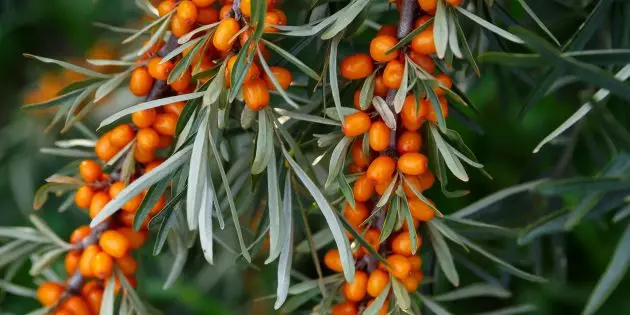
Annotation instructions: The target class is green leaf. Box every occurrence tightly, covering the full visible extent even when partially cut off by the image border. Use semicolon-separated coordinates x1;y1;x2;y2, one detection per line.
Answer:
400;196;419;255
252;110;274;174
29;215;72;249
433;283;511;302
392;278;411;311
419;294;452;315
203;58;228;106
475;305;537;315
425;82;447;133
428;221;460;287
537;177;630;195
91;146;192;227
250;0;267;39
325;136;352;189
134;178;169;231
321;0;370;39
199;176;214;263
65;85;98;129
337;174;356;210
163;232;188;289
376;173;399;208
329;35;346;126
29;247;67;276
434;0;449;59
23;54;110;78
584;222;630;314
32;182;77;210
266;150;283;264
339;215;389;267
513;27;630;102
151;187;186;255
480;50;630;67
0;280;36;298
515;0;560;46
454;6;523;44
274;108;341;126
359;71;375;111
115;268;149;314
387;17;435;54
372;96;396;130
168;36;207;84
177;22;218;45
281;146;355;282
257;47;299;109
430;125;468;182
94;68;132;102
0;227;47;243
262;39;321;81
187;112;209;230
394;58;409;113
274;172;294;309
451;179;547;218
22;89;82;110
364;281;391;315
380;197;399;243
100;275;116;315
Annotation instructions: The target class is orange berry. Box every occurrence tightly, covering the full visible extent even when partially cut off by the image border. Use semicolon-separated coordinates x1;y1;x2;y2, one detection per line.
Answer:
79;245;100;277
377;24;397;37
397;152;429;175
91;252;114;279
80;281;102;297
366;299;388;315
89;191;110;219
177;1;198;24
65;250;81;275
145;160;163;173
419;170;435;190
84;289;103;314
197;6;219;24
382;59;404;89
392;231;422;256
170;68;192;93
264;10;284;32
374;176;394;195
409;198;435;221
213;18;240;51
403;175;422;197
148;57;174;81
374;75;389;97
342;271;368;302
343;202;369;226
351;139;370;168
116;227;147;249
340;54;374;80
219;4;232;19
225;55;260;87
79;160;102;183
60;296;91;315
387;254;412;279
331;302;359;315
402;273;421;292
110;124;136;147
157;0;176;16
36;282;64;307
418;0;437;12
408;51;435;73
370;35;399;62
242;78;270;111
153;113;178;136
151;195;166;214
171;14;193;37
192;0;216;7
70;226;91;244
122;193;144;213
136;128;160;151
239;0;252;16
74;186;94;209
353;174;374;202
446;0;462;5
324;249;344;273
397;131;422;153
367;156;396;184
134;146;155;164
164;101;185;116
108;181;125;199
348;163;364;174
426;96;449;122
367;269;389;297
99;230;131;259
411;27;436;55
409;255;423;270
435;73;452;96
129;67;154;96
272;8;287;25
342;112;371;137
95;133;119;162
116;255;138;275
132;108;157;128
368;120;390;152
263;66;292;90
400;94;425;131
353;90;364;110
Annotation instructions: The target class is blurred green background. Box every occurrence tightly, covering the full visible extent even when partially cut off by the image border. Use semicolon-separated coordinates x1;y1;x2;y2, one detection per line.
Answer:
1;0;630;314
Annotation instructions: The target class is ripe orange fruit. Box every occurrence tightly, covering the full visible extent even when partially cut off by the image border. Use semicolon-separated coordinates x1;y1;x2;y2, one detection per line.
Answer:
213;18;240;51
153;113;178;136
408;51;435;73
392;231;422;256
446;0;462;6
411;27;436;55
219;4;231;19
361;228;381;254
95;133;119;162
132;108;157;129
148;57;174;81
370;35;399;62
122;193;144;212
418;0;437;12
324;249;343;273
197;6;219;24
351;139;371;168
99;230;131;259
347;163;364;174
387;254;412;279
129;67;154;96
353;174;374;202
367;269;389;297
377;24;397;37
397;152;429;175
382;59;404;89
402;273;421;292
374;75;389;97
170;68;192;93
409;255;422;270
144;160;163;173
343;202;369;226
117;227;147;249
80;281;102;297
84;289;103;314
342;112;371;137
374;176;394;195
36;282;65;306
79;245;100;277
366;156;396;184
263;66;292;90
116;255;138;275
397;130;422;153
340;54;374;80
79;160;102;183
239;0;252;16
74;186;94;209
108;181;125;199
60;296;91;315
434;73;452;96
158;0;176;16
264;10;285;32
409;198;435;221
342;271;368;302
225;55;260;87
171;15;193;37
89;191;111;219
91;252;114;279
331;302;359;315
242;78;270;111
400;95;424;131
70;226;91;244
366;299;388;315
177;1;198;24
353;90;364;110
164;101;185;116
419;170;435;190
136;128;160;151
151;195;166;214
110;124;136;147
368;120;390;152
403;175;422;197
134;146;155;164
192;0;216;7
65;250;81;275
426;96;449;122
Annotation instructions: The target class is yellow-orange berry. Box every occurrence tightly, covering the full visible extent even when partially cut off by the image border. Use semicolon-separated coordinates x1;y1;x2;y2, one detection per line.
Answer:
408;51;435;73
331;302;359;315
409;255;423;270
368;120;390;152
409;198;435;221
131;108;157;129
382;59;404;89
84;289;103;315
36;282;64;307
91;252;114;279
367;156;396;184
342;271;368;302
136;128;160;151
392;231;422;256
74;186;94;209
89;191;111;219
387;254;412;279
171;14;193;37
340;54;374;80
353;174;374;202
170;68;192;93
177;1;198;24
60;296;91;315
99;230;131;259
65;250;81;275
153;113;178;136
263;66;292;90
367;269;389;297
110;124;136;148
79;245;100;277
370;35;399;62
400;94;424;131
411;27;436;55
397;130;422;153
116;227;147;249
397;152;429;175
129;67;154;96
70;226;91;244
324;249;343;273
148;57;174;81
164;101;185;116
351;139;371;168
242;78;270;111
192;0;216;7
213;18;240;51
116;255;138;275
342;112;371;137
343;202;369;227
79;160;102;183
158;0;176;16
